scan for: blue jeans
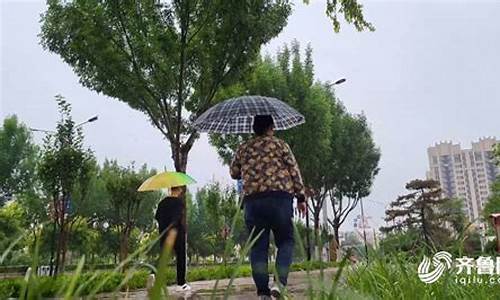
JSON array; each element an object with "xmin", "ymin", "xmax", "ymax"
[{"xmin": 244, "ymin": 195, "xmax": 294, "ymax": 296}]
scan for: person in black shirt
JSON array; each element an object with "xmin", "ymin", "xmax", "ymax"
[{"xmin": 154, "ymin": 186, "xmax": 191, "ymax": 292}]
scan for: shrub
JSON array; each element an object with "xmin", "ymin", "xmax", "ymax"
[{"xmin": 0, "ymin": 278, "xmax": 21, "ymax": 299}]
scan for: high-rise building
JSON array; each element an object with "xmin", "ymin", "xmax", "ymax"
[{"xmin": 427, "ymin": 137, "xmax": 499, "ymax": 222}]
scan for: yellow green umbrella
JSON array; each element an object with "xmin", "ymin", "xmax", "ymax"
[{"xmin": 137, "ymin": 171, "xmax": 197, "ymax": 192}]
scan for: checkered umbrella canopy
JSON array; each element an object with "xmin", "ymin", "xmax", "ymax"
[{"xmin": 193, "ymin": 95, "xmax": 305, "ymax": 133}]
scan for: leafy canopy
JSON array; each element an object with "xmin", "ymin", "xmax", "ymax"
[
  {"xmin": 0, "ymin": 116, "xmax": 38, "ymax": 206},
  {"xmin": 381, "ymin": 179, "xmax": 466, "ymax": 250},
  {"xmin": 40, "ymin": 0, "xmax": 292, "ymax": 171},
  {"xmin": 327, "ymin": 109, "xmax": 380, "ymax": 234}
]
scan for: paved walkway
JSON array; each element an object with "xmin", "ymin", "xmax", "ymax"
[{"xmin": 108, "ymin": 268, "xmax": 336, "ymax": 299}]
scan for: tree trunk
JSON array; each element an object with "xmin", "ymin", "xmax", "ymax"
[
  {"xmin": 59, "ymin": 223, "xmax": 69, "ymax": 272},
  {"xmin": 49, "ymin": 195, "xmax": 58, "ymax": 276},
  {"xmin": 119, "ymin": 226, "xmax": 131, "ymax": 262},
  {"xmin": 174, "ymin": 149, "xmax": 189, "ymax": 173},
  {"xmin": 332, "ymin": 223, "xmax": 340, "ymax": 261},
  {"xmin": 49, "ymin": 220, "xmax": 57, "ymax": 276},
  {"xmin": 57, "ymin": 195, "xmax": 71, "ymax": 274},
  {"xmin": 313, "ymin": 211, "xmax": 321, "ymax": 260},
  {"xmin": 421, "ymin": 207, "xmax": 431, "ymax": 248},
  {"xmin": 55, "ymin": 212, "xmax": 66, "ymax": 275}
]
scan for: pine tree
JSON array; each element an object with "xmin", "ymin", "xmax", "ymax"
[{"xmin": 381, "ymin": 179, "xmax": 451, "ymax": 247}]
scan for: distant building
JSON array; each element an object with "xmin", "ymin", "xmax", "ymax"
[
  {"xmin": 353, "ymin": 214, "xmax": 377, "ymax": 247},
  {"xmin": 427, "ymin": 137, "xmax": 499, "ymax": 222}
]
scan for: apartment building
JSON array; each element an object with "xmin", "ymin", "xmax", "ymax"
[{"xmin": 427, "ymin": 137, "xmax": 499, "ymax": 222}]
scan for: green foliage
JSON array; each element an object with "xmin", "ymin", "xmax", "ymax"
[
  {"xmin": 346, "ymin": 255, "xmax": 500, "ymax": 300},
  {"xmin": 37, "ymin": 95, "xmax": 97, "ymax": 273},
  {"xmin": 209, "ymin": 42, "xmax": 330, "ymax": 168},
  {"xmin": 40, "ymin": 0, "xmax": 292, "ymax": 172},
  {"xmin": 0, "ymin": 202, "xmax": 29, "ymax": 265},
  {"xmin": 0, "ymin": 270, "xmax": 150, "ymax": 298},
  {"xmin": 0, "ymin": 278, "xmax": 21, "ymax": 299},
  {"xmin": 210, "ymin": 42, "xmax": 380, "ymax": 253},
  {"xmin": 188, "ymin": 182, "xmax": 245, "ymax": 261},
  {"xmin": 379, "ymin": 230, "xmax": 421, "ymax": 256},
  {"xmin": 493, "ymin": 143, "xmax": 500, "ymax": 165},
  {"xmin": 381, "ymin": 179, "xmax": 467, "ymax": 252},
  {"xmin": 67, "ymin": 219, "xmax": 100, "ymax": 259},
  {"xmin": 96, "ymin": 160, "xmax": 158, "ymax": 261},
  {"xmin": 484, "ymin": 180, "xmax": 500, "ymax": 221},
  {"xmin": 327, "ymin": 107, "xmax": 380, "ymax": 240},
  {"xmin": 39, "ymin": 0, "xmax": 373, "ymax": 173},
  {"xmin": 209, "ymin": 42, "xmax": 337, "ymax": 246},
  {"xmin": 0, "ymin": 260, "xmax": 337, "ymax": 298},
  {"xmin": 38, "ymin": 96, "xmax": 95, "ymax": 203},
  {"xmin": 324, "ymin": 0, "xmax": 375, "ymax": 32},
  {"xmin": 0, "ymin": 115, "xmax": 38, "ymax": 206}
]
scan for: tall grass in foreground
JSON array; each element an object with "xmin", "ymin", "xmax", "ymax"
[
  {"xmin": 0, "ymin": 221, "xmax": 162, "ymax": 299},
  {"xmin": 3, "ymin": 209, "xmax": 498, "ymax": 299},
  {"xmin": 291, "ymin": 252, "xmax": 500, "ymax": 300},
  {"xmin": 344, "ymin": 254, "xmax": 500, "ymax": 300}
]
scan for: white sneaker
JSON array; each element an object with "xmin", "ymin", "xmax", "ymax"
[
  {"xmin": 175, "ymin": 283, "xmax": 192, "ymax": 293},
  {"xmin": 146, "ymin": 274, "xmax": 155, "ymax": 289},
  {"xmin": 270, "ymin": 283, "xmax": 281, "ymax": 298}
]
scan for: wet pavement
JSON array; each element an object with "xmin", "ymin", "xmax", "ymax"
[{"xmin": 102, "ymin": 268, "xmax": 336, "ymax": 299}]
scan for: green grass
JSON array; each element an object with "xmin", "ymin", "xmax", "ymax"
[
  {"xmin": 0, "ymin": 260, "xmax": 336, "ymax": 298},
  {"xmin": 3, "ymin": 208, "xmax": 495, "ymax": 299},
  {"xmin": 295, "ymin": 252, "xmax": 500, "ymax": 300},
  {"xmin": 344, "ymin": 255, "xmax": 500, "ymax": 300}
]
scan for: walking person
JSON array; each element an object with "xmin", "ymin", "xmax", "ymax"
[
  {"xmin": 230, "ymin": 115, "xmax": 307, "ymax": 299},
  {"xmin": 138, "ymin": 171, "xmax": 196, "ymax": 294},
  {"xmin": 154, "ymin": 186, "xmax": 191, "ymax": 292}
]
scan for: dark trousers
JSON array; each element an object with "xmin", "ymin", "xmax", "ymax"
[
  {"xmin": 244, "ymin": 196, "xmax": 294, "ymax": 296},
  {"xmin": 159, "ymin": 227, "xmax": 186, "ymax": 286}
]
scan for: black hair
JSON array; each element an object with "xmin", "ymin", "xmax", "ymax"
[{"xmin": 252, "ymin": 115, "xmax": 274, "ymax": 136}]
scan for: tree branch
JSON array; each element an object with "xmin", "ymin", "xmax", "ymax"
[{"xmin": 339, "ymin": 197, "xmax": 360, "ymax": 226}]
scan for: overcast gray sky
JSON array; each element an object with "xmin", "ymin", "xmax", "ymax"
[{"xmin": 1, "ymin": 0, "xmax": 499, "ymax": 230}]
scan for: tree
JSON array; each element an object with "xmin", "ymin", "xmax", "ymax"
[
  {"xmin": 38, "ymin": 95, "xmax": 96, "ymax": 274},
  {"xmin": 484, "ymin": 144, "xmax": 500, "ymax": 224},
  {"xmin": 484, "ymin": 181, "xmax": 500, "ymax": 221},
  {"xmin": 0, "ymin": 202, "xmax": 28, "ymax": 265},
  {"xmin": 187, "ymin": 182, "xmax": 244, "ymax": 262},
  {"xmin": 0, "ymin": 116, "xmax": 38, "ymax": 206},
  {"xmin": 381, "ymin": 179, "xmax": 455, "ymax": 249},
  {"xmin": 210, "ymin": 43, "xmax": 335, "ymax": 254},
  {"xmin": 40, "ymin": 0, "xmax": 292, "ymax": 174},
  {"xmin": 39, "ymin": 0, "xmax": 375, "ymax": 173},
  {"xmin": 326, "ymin": 110, "xmax": 380, "ymax": 256},
  {"xmin": 322, "ymin": 0, "xmax": 374, "ymax": 32},
  {"xmin": 493, "ymin": 143, "xmax": 500, "ymax": 165},
  {"xmin": 187, "ymin": 190, "xmax": 212, "ymax": 260},
  {"xmin": 98, "ymin": 160, "xmax": 158, "ymax": 262},
  {"xmin": 11, "ymin": 192, "xmax": 50, "ymax": 261}
]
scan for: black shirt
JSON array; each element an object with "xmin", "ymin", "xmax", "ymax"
[{"xmin": 155, "ymin": 196, "xmax": 184, "ymax": 232}]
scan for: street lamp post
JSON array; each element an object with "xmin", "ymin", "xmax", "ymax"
[
  {"xmin": 76, "ymin": 115, "xmax": 98, "ymax": 128},
  {"xmin": 359, "ymin": 200, "xmax": 369, "ymax": 262},
  {"xmin": 328, "ymin": 78, "xmax": 347, "ymax": 87},
  {"xmin": 29, "ymin": 128, "xmax": 55, "ymax": 134},
  {"xmin": 30, "ymin": 115, "xmax": 98, "ymax": 134}
]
